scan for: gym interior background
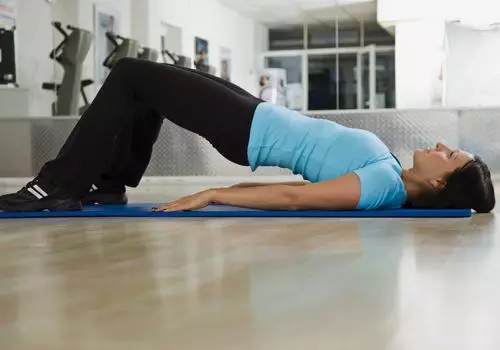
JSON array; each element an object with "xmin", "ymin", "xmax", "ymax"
[
  {"xmin": 1, "ymin": 0, "xmax": 500, "ymax": 349},
  {"xmin": 1, "ymin": 0, "xmax": 500, "ymax": 178},
  {"xmin": 2, "ymin": 0, "xmax": 500, "ymax": 116}
]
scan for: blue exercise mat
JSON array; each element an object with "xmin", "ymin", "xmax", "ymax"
[{"xmin": 0, "ymin": 203, "xmax": 472, "ymax": 218}]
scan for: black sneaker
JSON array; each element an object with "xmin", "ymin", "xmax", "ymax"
[
  {"xmin": 0, "ymin": 177, "xmax": 82, "ymax": 212},
  {"xmin": 82, "ymin": 183, "xmax": 128, "ymax": 205}
]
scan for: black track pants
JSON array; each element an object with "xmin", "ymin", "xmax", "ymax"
[{"xmin": 39, "ymin": 58, "xmax": 262, "ymax": 196}]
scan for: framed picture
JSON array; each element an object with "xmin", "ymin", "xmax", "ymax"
[
  {"xmin": 194, "ymin": 36, "xmax": 209, "ymax": 67},
  {"xmin": 93, "ymin": 3, "xmax": 121, "ymax": 84},
  {"xmin": 220, "ymin": 46, "xmax": 231, "ymax": 82}
]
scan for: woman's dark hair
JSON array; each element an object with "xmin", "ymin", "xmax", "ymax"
[{"xmin": 405, "ymin": 156, "xmax": 495, "ymax": 213}]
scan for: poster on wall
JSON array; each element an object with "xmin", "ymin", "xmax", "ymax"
[
  {"xmin": 0, "ymin": 0, "xmax": 16, "ymax": 27},
  {"xmin": 194, "ymin": 37, "xmax": 209, "ymax": 67},
  {"xmin": 220, "ymin": 47, "xmax": 232, "ymax": 82},
  {"xmin": 93, "ymin": 3, "xmax": 121, "ymax": 84}
]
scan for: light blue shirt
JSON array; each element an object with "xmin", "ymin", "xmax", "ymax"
[{"xmin": 247, "ymin": 103, "xmax": 407, "ymax": 210}]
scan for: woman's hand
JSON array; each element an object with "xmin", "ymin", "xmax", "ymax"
[{"xmin": 152, "ymin": 189, "xmax": 216, "ymax": 212}]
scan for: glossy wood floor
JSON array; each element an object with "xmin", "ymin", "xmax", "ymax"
[{"xmin": 1, "ymin": 183, "xmax": 499, "ymax": 350}]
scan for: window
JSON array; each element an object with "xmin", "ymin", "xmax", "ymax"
[
  {"xmin": 363, "ymin": 23, "xmax": 395, "ymax": 46},
  {"xmin": 338, "ymin": 53, "xmax": 358, "ymax": 109},
  {"xmin": 265, "ymin": 56, "xmax": 302, "ymax": 84},
  {"xmin": 375, "ymin": 52, "xmax": 396, "ymax": 108},
  {"xmin": 269, "ymin": 26, "xmax": 304, "ymax": 50},
  {"xmin": 338, "ymin": 21, "xmax": 362, "ymax": 47},
  {"xmin": 265, "ymin": 22, "xmax": 395, "ymax": 111},
  {"xmin": 308, "ymin": 55, "xmax": 337, "ymax": 110},
  {"xmin": 308, "ymin": 53, "xmax": 359, "ymax": 110},
  {"xmin": 307, "ymin": 24, "xmax": 335, "ymax": 49},
  {"xmin": 269, "ymin": 22, "xmax": 394, "ymax": 50}
]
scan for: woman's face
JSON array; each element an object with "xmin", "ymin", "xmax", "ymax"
[{"xmin": 413, "ymin": 143, "xmax": 474, "ymax": 186}]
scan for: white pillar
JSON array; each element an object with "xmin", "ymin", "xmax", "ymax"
[
  {"xmin": 395, "ymin": 20, "xmax": 446, "ymax": 108},
  {"xmin": 444, "ymin": 23, "xmax": 500, "ymax": 108},
  {"xmin": 377, "ymin": 0, "xmax": 500, "ymax": 109}
]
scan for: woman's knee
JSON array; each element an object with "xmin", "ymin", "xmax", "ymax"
[
  {"xmin": 112, "ymin": 57, "xmax": 161, "ymax": 82},
  {"xmin": 112, "ymin": 57, "xmax": 138, "ymax": 72},
  {"xmin": 107, "ymin": 57, "xmax": 145, "ymax": 86}
]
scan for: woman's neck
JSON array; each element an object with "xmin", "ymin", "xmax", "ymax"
[{"xmin": 401, "ymin": 169, "xmax": 429, "ymax": 200}]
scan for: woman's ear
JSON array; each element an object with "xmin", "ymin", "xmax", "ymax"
[{"xmin": 429, "ymin": 177, "xmax": 447, "ymax": 190}]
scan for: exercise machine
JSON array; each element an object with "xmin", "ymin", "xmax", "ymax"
[
  {"xmin": 161, "ymin": 49, "xmax": 192, "ymax": 68},
  {"xmin": 42, "ymin": 22, "xmax": 94, "ymax": 116},
  {"xmin": 103, "ymin": 32, "xmax": 140, "ymax": 69},
  {"xmin": 195, "ymin": 61, "xmax": 216, "ymax": 75},
  {"xmin": 138, "ymin": 47, "xmax": 159, "ymax": 62},
  {"xmin": 0, "ymin": 27, "xmax": 17, "ymax": 85},
  {"xmin": 194, "ymin": 54, "xmax": 216, "ymax": 74}
]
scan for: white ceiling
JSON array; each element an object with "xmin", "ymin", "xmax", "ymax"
[{"xmin": 217, "ymin": 0, "xmax": 378, "ymax": 27}]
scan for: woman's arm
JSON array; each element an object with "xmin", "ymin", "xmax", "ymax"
[
  {"xmin": 216, "ymin": 173, "xmax": 360, "ymax": 210},
  {"xmin": 230, "ymin": 181, "xmax": 309, "ymax": 188},
  {"xmin": 154, "ymin": 173, "xmax": 361, "ymax": 212}
]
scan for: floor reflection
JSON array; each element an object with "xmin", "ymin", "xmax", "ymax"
[{"xmin": 0, "ymin": 190, "xmax": 498, "ymax": 350}]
